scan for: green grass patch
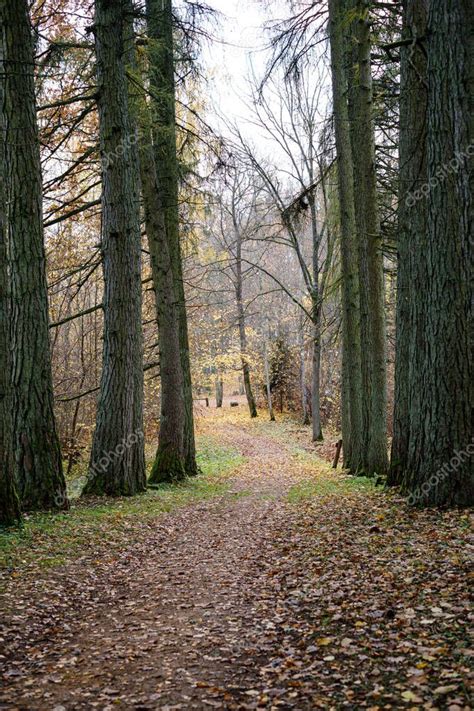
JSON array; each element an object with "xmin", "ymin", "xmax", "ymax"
[
  {"xmin": 0, "ymin": 436, "xmax": 244, "ymax": 574},
  {"xmin": 287, "ymin": 474, "xmax": 377, "ymax": 502}
]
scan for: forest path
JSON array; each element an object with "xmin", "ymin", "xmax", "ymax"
[
  {"xmin": 1, "ymin": 410, "xmax": 472, "ymax": 709},
  {"xmin": 0, "ymin": 412, "xmax": 322, "ymax": 710}
]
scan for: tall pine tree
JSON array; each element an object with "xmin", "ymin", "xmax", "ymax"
[
  {"xmin": 84, "ymin": 0, "xmax": 146, "ymax": 496},
  {"xmin": 1, "ymin": 0, "xmax": 67, "ymax": 511}
]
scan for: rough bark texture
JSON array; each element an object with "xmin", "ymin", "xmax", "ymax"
[
  {"xmin": 125, "ymin": 17, "xmax": 187, "ymax": 485},
  {"xmin": 0, "ymin": 45, "xmax": 20, "ymax": 524},
  {"xmin": 401, "ymin": 0, "xmax": 473, "ymax": 506},
  {"xmin": 346, "ymin": 0, "xmax": 388, "ymax": 475},
  {"xmin": 389, "ymin": 0, "xmax": 428, "ymax": 486},
  {"xmin": 84, "ymin": 0, "xmax": 145, "ymax": 497},
  {"xmin": 328, "ymin": 0, "xmax": 364, "ymax": 472},
  {"xmin": 0, "ymin": 233, "xmax": 19, "ymax": 525},
  {"xmin": 146, "ymin": 0, "xmax": 199, "ymax": 476},
  {"xmin": 1, "ymin": 0, "xmax": 67, "ymax": 511},
  {"xmin": 140, "ymin": 120, "xmax": 186, "ymax": 484}
]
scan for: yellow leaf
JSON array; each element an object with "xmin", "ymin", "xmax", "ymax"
[{"xmin": 316, "ymin": 637, "xmax": 334, "ymax": 646}]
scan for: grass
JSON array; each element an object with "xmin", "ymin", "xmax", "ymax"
[
  {"xmin": 0, "ymin": 435, "xmax": 245, "ymax": 574},
  {"xmin": 287, "ymin": 473, "xmax": 377, "ymax": 502}
]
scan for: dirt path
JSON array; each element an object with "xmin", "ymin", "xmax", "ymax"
[
  {"xmin": 1, "ymin": 414, "xmax": 472, "ymax": 710},
  {"xmin": 0, "ymin": 419, "xmax": 309, "ymax": 709}
]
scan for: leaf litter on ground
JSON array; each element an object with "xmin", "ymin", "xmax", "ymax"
[{"xmin": 0, "ymin": 409, "xmax": 472, "ymax": 709}]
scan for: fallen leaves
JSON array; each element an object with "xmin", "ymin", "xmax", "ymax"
[{"xmin": 0, "ymin": 411, "xmax": 472, "ymax": 709}]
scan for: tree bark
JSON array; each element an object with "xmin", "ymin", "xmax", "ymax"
[
  {"xmin": 328, "ymin": 0, "xmax": 364, "ymax": 472},
  {"xmin": 139, "ymin": 111, "xmax": 186, "ymax": 485},
  {"xmin": 1, "ymin": 0, "xmax": 68, "ymax": 511},
  {"xmin": 84, "ymin": 0, "xmax": 146, "ymax": 497},
  {"xmin": 125, "ymin": 19, "xmax": 188, "ymax": 484},
  {"xmin": 309, "ymin": 199, "xmax": 323, "ymax": 441},
  {"xmin": 389, "ymin": 0, "xmax": 428, "ymax": 486},
  {"xmin": 346, "ymin": 0, "xmax": 388, "ymax": 475},
  {"xmin": 146, "ymin": 0, "xmax": 199, "ymax": 476},
  {"xmin": 0, "ymin": 43, "xmax": 20, "ymax": 524},
  {"xmin": 402, "ymin": 0, "xmax": 473, "ymax": 506},
  {"xmin": 0, "ymin": 229, "xmax": 20, "ymax": 525},
  {"xmin": 311, "ymin": 295, "xmax": 323, "ymax": 441}
]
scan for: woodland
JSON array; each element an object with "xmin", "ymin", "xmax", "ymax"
[{"xmin": 0, "ymin": 0, "xmax": 472, "ymax": 708}]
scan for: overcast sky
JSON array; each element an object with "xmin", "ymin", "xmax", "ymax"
[{"xmin": 200, "ymin": 0, "xmax": 286, "ymax": 129}]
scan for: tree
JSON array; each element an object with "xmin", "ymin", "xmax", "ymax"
[
  {"xmin": 83, "ymin": 0, "xmax": 146, "ymax": 496},
  {"xmin": 210, "ymin": 171, "xmax": 260, "ymax": 419},
  {"xmin": 146, "ymin": 0, "xmax": 199, "ymax": 475},
  {"xmin": 0, "ymin": 50, "xmax": 20, "ymax": 524},
  {"xmin": 328, "ymin": 0, "xmax": 364, "ymax": 472},
  {"xmin": 269, "ymin": 336, "xmax": 294, "ymax": 414},
  {"xmin": 345, "ymin": 0, "xmax": 388, "ymax": 475},
  {"xmin": 389, "ymin": 0, "xmax": 427, "ymax": 486},
  {"xmin": 1, "ymin": 0, "xmax": 68, "ymax": 511},
  {"xmin": 396, "ymin": 0, "xmax": 473, "ymax": 506},
  {"xmin": 132, "ymin": 71, "xmax": 188, "ymax": 484},
  {"xmin": 233, "ymin": 67, "xmax": 334, "ymax": 441}
]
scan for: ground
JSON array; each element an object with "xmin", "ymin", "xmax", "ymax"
[{"xmin": 0, "ymin": 409, "xmax": 472, "ymax": 710}]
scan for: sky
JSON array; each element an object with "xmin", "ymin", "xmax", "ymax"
[
  {"xmin": 200, "ymin": 0, "xmax": 287, "ymax": 131},
  {"xmin": 197, "ymin": 0, "xmax": 331, "ymax": 170}
]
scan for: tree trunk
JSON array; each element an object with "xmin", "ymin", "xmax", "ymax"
[
  {"xmin": 215, "ymin": 377, "xmax": 224, "ymax": 408},
  {"xmin": 235, "ymin": 230, "xmax": 257, "ymax": 419},
  {"xmin": 311, "ymin": 297, "xmax": 323, "ymax": 441},
  {"xmin": 1, "ymin": 0, "xmax": 68, "ymax": 511},
  {"xmin": 328, "ymin": 0, "xmax": 364, "ymax": 472},
  {"xmin": 402, "ymin": 0, "xmax": 473, "ymax": 506},
  {"xmin": 84, "ymin": 0, "xmax": 145, "ymax": 497},
  {"xmin": 309, "ymin": 198, "xmax": 323, "ymax": 441},
  {"xmin": 263, "ymin": 338, "xmax": 275, "ymax": 421},
  {"xmin": 126, "ymin": 25, "xmax": 187, "ymax": 484},
  {"xmin": 0, "ymin": 228, "xmax": 20, "ymax": 525},
  {"xmin": 146, "ymin": 0, "xmax": 199, "ymax": 476},
  {"xmin": 389, "ymin": 0, "xmax": 428, "ymax": 486},
  {"xmin": 0, "ymin": 49, "xmax": 20, "ymax": 524},
  {"xmin": 346, "ymin": 0, "xmax": 388, "ymax": 475},
  {"xmin": 299, "ymin": 325, "xmax": 310, "ymax": 426},
  {"xmin": 140, "ymin": 120, "xmax": 186, "ymax": 484}
]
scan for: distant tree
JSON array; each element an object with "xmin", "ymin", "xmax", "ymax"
[
  {"xmin": 83, "ymin": 0, "xmax": 146, "ymax": 496},
  {"xmin": 269, "ymin": 336, "xmax": 295, "ymax": 414},
  {"xmin": 211, "ymin": 171, "xmax": 260, "ymax": 418},
  {"xmin": 1, "ymin": 0, "xmax": 68, "ymax": 511}
]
